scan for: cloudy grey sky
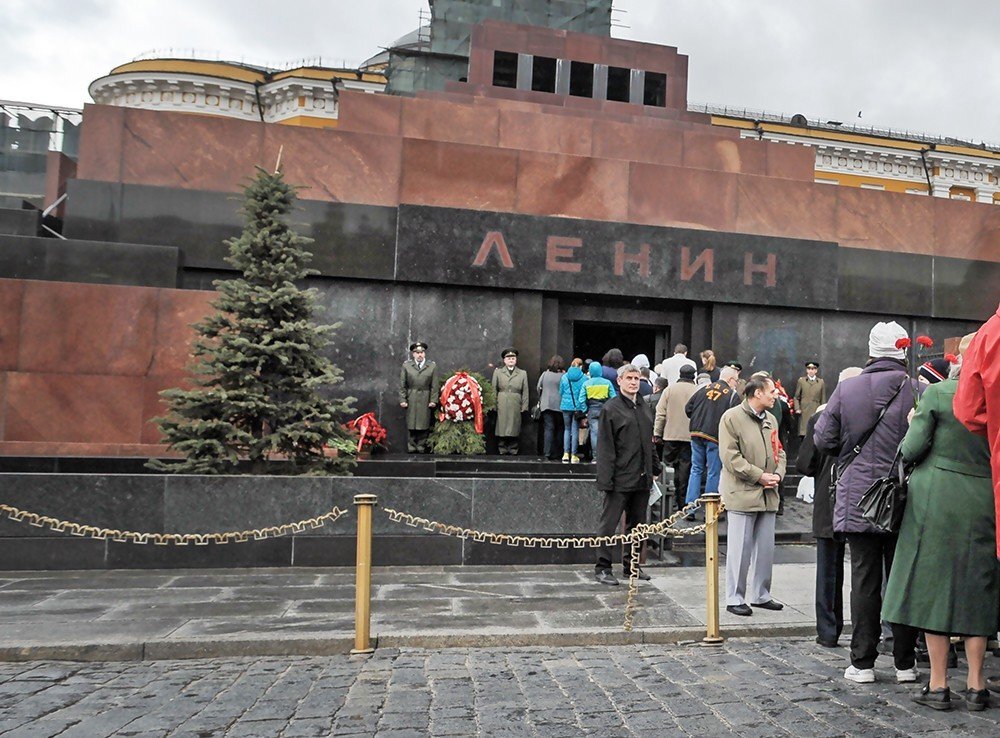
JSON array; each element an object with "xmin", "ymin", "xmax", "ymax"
[{"xmin": 3, "ymin": 0, "xmax": 999, "ymax": 143}]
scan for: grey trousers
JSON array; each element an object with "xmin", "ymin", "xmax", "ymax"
[{"xmin": 725, "ymin": 510, "xmax": 777, "ymax": 606}]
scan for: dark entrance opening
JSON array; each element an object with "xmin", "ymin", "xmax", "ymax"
[{"xmin": 573, "ymin": 321, "xmax": 663, "ymax": 367}]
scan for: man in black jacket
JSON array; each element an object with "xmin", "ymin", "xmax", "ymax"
[
  {"xmin": 594, "ymin": 364, "xmax": 662, "ymax": 586},
  {"xmin": 683, "ymin": 365, "xmax": 740, "ymax": 516}
]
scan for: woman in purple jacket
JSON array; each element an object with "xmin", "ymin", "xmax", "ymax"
[{"xmin": 814, "ymin": 321, "xmax": 923, "ymax": 686}]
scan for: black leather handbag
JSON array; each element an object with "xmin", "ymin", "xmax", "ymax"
[{"xmin": 858, "ymin": 447, "xmax": 910, "ymax": 533}]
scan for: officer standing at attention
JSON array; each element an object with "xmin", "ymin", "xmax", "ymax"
[
  {"xmin": 492, "ymin": 348, "xmax": 530, "ymax": 455},
  {"xmin": 399, "ymin": 341, "xmax": 441, "ymax": 454},
  {"xmin": 794, "ymin": 361, "xmax": 827, "ymax": 438}
]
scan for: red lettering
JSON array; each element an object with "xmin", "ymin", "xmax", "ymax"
[
  {"xmin": 744, "ymin": 252, "xmax": 777, "ymax": 287},
  {"xmin": 679, "ymin": 246, "xmax": 714, "ymax": 282},
  {"xmin": 545, "ymin": 236, "xmax": 582, "ymax": 273},
  {"xmin": 614, "ymin": 241, "xmax": 651, "ymax": 278},
  {"xmin": 472, "ymin": 231, "xmax": 515, "ymax": 269}
]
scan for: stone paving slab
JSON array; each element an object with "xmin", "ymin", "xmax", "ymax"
[
  {"xmin": 0, "ymin": 641, "xmax": 997, "ymax": 737},
  {"xmin": 0, "ymin": 547, "xmax": 831, "ymax": 661}
]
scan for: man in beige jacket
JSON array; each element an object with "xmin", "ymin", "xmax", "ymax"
[
  {"xmin": 653, "ymin": 364, "xmax": 699, "ymax": 511},
  {"xmin": 719, "ymin": 374, "xmax": 787, "ymax": 616}
]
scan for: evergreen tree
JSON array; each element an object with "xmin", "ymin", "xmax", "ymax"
[{"xmin": 151, "ymin": 167, "xmax": 357, "ymax": 474}]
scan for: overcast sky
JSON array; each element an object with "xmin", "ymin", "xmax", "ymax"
[{"xmin": 3, "ymin": 0, "xmax": 999, "ymax": 144}]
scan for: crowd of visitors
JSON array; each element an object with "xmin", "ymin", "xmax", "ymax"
[{"xmin": 400, "ymin": 306, "xmax": 1000, "ymax": 712}]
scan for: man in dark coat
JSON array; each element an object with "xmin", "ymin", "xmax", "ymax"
[
  {"xmin": 399, "ymin": 341, "xmax": 441, "ymax": 453},
  {"xmin": 594, "ymin": 363, "xmax": 662, "ymax": 586},
  {"xmin": 814, "ymin": 321, "xmax": 922, "ymax": 685},
  {"xmin": 797, "ymin": 366, "xmax": 861, "ymax": 648}
]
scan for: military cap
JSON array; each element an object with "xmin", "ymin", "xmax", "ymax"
[
  {"xmin": 725, "ymin": 360, "xmax": 743, "ymax": 371},
  {"xmin": 409, "ymin": 341, "xmax": 428, "ymax": 352},
  {"xmin": 501, "ymin": 347, "xmax": 519, "ymax": 359},
  {"xmin": 805, "ymin": 361, "xmax": 819, "ymax": 369}
]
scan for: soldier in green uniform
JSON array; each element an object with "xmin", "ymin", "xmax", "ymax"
[
  {"xmin": 492, "ymin": 348, "xmax": 529, "ymax": 455},
  {"xmin": 399, "ymin": 341, "xmax": 441, "ymax": 453},
  {"xmin": 794, "ymin": 361, "xmax": 826, "ymax": 437}
]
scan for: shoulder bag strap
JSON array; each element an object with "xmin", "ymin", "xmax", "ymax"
[{"xmin": 840, "ymin": 377, "xmax": 908, "ymax": 474}]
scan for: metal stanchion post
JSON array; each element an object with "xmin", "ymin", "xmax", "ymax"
[
  {"xmin": 701, "ymin": 492, "xmax": 724, "ymax": 645},
  {"xmin": 351, "ymin": 494, "xmax": 377, "ymax": 655}
]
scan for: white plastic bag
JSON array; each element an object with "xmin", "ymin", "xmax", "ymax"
[{"xmin": 796, "ymin": 476, "xmax": 815, "ymax": 504}]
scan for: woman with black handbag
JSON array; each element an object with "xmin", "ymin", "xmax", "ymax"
[{"xmin": 882, "ymin": 357, "xmax": 998, "ymax": 712}]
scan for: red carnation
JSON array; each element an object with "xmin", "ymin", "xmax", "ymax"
[
  {"xmin": 916, "ymin": 335, "xmax": 934, "ymax": 348},
  {"xmin": 894, "ymin": 337, "xmax": 911, "ymax": 350},
  {"xmin": 945, "ymin": 353, "xmax": 958, "ymax": 364}
]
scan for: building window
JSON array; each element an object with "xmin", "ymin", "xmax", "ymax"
[
  {"xmin": 569, "ymin": 61, "xmax": 594, "ymax": 97},
  {"xmin": 493, "ymin": 51, "xmax": 518, "ymax": 88},
  {"xmin": 815, "ymin": 178, "xmax": 838, "ymax": 186},
  {"xmin": 607, "ymin": 66, "xmax": 631, "ymax": 102},
  {"xmin": 859, "ymin": 183, "xmax": 885, "ymax": 191},
  {"xmin": 531, "ymin": 56, "xmax": 557, "ymax": 93},
  {"xmin": 643, "ymin": 72, "xmax": 667, "ymax": 107}
]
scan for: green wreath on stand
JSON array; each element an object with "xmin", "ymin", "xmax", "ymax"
[{"xmin": 428, "ymin": 369, "xmax": 496, "ymax": 455}]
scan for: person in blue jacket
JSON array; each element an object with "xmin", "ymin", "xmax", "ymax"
[
  {"xmin": 579, "ymin": 361, "xmax": 617, "ymax": 461},
  {"xmin": 559, "ymin": 360, "xmax": 587, "ymax": 463}
]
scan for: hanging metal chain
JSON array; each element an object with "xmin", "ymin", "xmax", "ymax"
[
  {"xmin": 0, "ymin": 503, "xmax": 348, "ymax": 546},
  {"xmin": 622, "ymin": 501, "xmax": 727, "ymax": 631}
]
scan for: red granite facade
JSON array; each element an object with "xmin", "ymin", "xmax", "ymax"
[{"xmin": 0, "ymin": 278, "xmax": 212, "ymax": 456}]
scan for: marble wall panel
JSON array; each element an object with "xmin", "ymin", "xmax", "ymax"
[
  {"xmin": 837, "ymin": 247, "xmax": 932, "ymax": 316},
  {"xmin": 261, "ymin": 126, "xmax": 402, "ymax": 207},
  {"xmin": 472, "ymin": 479, "xmax": 599, "ymax": 534},
  {"xmin": 590, "ymin": 119, "xmax": 684, "ymax": 166},
  {"xmin": 735, "ymin": 176, "xmax": 837, "ymax": 242},
  {"xmin": 835, "ymin": 186, "xmax": 934, "ymax": 255},
  {"xmin": 75, "ymin": 104, "xmax": 124, "ymax": 182},
  {"xmin": 0, "ymin": 474, "xmax": 164, "ymax": 538},
  {"xmin": 932, "ymin": 256, "xmax": 1000, "ymax": 322},
  {"xmin": 324, "ymin": 477, "xmax": 475, "ymax": 536},
  {"xmin": 931, "ymin": 197, "xmax": 1000, "ymax": 262},
  {"xmin": 765, "ymin": 143, "xmax": 816, "ymax": 182},
  {"xmin": 4, "ymin": 373, "xmax": 145, "ymax": 443},
  {"xmin": 498, "ymin": 110, "xmax": 593, "ymax": 157},
  {"xmin": 62, "ymin": 179, "xmax": 122, "ymax": 243},
  {"xmin": 0, "ymin": 279, "xmax": 24, "ymax": 371},
  {"xmin": 148, "ymin": 289, "xmax": 214, "ymax": 376},
  {"xmin": 681, "ymin": 130, "xmax": 765, "ymax": 175},
  {"xmin": 119, "ymin": 108, "xmax": 265, "ymax": 192},
  {"xmin": 514, "ymin": 151, "xmax": 628, "ymax": 221},
  {"xmin": 18, "ymin": 281, "xmax": 158, "ymax": 376},
  {"xmin": 335, "ymin": 90, "xmax": 403, "ymax": 136},
  {"xmin": 399, "ymin": 138, "xmax": 518, "ymax": 211},
  {"xmin": 400, "ymin": 97, "xmax": 501, "ymax": 147},
  {"xmin": 628, "ymin": 163, "xmax": 738, "ymax": 232}
]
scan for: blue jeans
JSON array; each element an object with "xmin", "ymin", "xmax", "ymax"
[
  {"xmin": 561, "ymin": 411, "xmax": 579, "ymax": 455},
  {"xmin": 686, "ymin": 437, "xmax": 720, "ymax": 504},
  {"xmin": 588, "ymin": 406, "xmax": 602, "ymax": 457}
]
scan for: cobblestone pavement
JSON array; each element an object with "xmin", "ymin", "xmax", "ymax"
[{"xmin": 1, "ymin": 639, "xmax": 998, "ymax": 737}]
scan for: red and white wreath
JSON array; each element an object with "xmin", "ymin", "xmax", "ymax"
[{"xmin": 438, "ymin": 372, "xmax": 485, "ymax": 434}]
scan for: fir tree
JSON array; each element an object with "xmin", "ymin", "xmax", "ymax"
[{"xmin": 150, "ymin": 166, "xmax": 357, "ymax": 474}]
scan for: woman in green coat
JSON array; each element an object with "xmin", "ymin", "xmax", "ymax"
[
  {"xmin": 492, "ymin": 348, "xmax": 529, "ymax": 455},
  {"xmin": 882, "ymin": 370, "xmax": 997, "ymax": 711}
]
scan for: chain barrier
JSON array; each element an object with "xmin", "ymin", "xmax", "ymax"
[
  {"xmin": 381, "ymin": 498, "xmax": 725, "ymax": 632},
  {"xmin": 0, "ymin": 503, "xmax": 348, "ymax": 545}
]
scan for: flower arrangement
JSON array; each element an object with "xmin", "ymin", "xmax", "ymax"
[
  {"xmin": 429, "ymin": 369, "xmax": 497, "ymax": 455},
  {"xmin": 346, "ymin": 412, "xmax": 387, "ymax": 453}
]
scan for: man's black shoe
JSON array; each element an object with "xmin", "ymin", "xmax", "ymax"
[
  {"xmin": 751, "ymin": 600, "xmax": 784, "ymax": 611},
  {"xmin": 912, "ymin": 685, "xmax": 951, "ymax": 711},
  {"xmin": 726, "ymin": 604, "xmax": 752, "ymax": 616},
  {"xmin": 626, "ymin": 568, "xmax": 651, "ymax": 581},
  {"xmin": 959, "ymin": 687, "xmax": 990, "ymax": 712},
  {"xmin": 816, "ymin": 637, "xmax": 839, "ymax": 648},
  {"xmin": 595, "ymin": 570, "xmax": 619, "ymax": 586},
  {"xmin": 986, "ymin": 675, "xmax": 1000, "ymax": 694}
]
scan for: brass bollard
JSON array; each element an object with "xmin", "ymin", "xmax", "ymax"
[
  {"xmin": 351, "ymin": 494, "xmax": 377, "ymax": 655},
  {"xmin": 701, "ymin": 493, "xmax": 724, "ymax": 645}
]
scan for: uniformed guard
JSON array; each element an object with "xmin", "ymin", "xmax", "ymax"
[
  {"xmin": 399, "ymin": 341, "xmax": 441, "ymax": 453},
  {"xmin": 491, "ymin": 348, "xmax": 529, "ymax": 455},
  {"xmin": 794, "ymin": 361, "xmax": 826, "ymax": 437}
]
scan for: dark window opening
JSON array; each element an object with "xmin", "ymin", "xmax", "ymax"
[
  {"xmin": 643, "ymin": 72, "xmax": 667, "ymax": 107},
  {"xmin": 531, "ymin": 55, "xmax": 557, "ymax": 93},
  {"xmin": 607, "ymin": 66, "xmax": 631, "ymax": 102},
  {"xmin": 492, "ymin": 51, "xmax": 518, "ymax": 88},
  {"xmin": 569, "ymin": 61, "xmax": 594, "ymax": 97}
]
